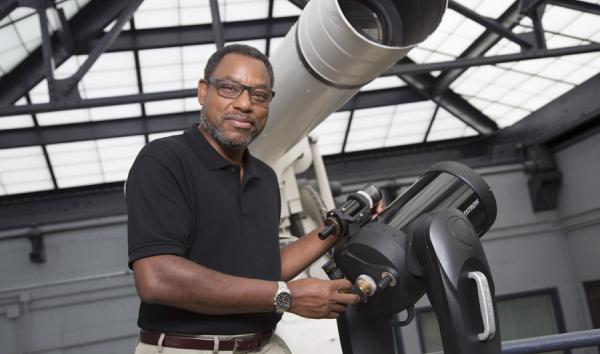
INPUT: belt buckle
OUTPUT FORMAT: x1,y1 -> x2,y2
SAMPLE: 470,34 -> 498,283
232,334 -> 257,353
232,336 -> 240,354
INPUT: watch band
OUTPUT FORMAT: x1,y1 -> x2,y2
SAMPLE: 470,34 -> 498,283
274,281 -> 292,313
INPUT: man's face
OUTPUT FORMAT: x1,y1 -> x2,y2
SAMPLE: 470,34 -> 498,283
197,53 -> 271,149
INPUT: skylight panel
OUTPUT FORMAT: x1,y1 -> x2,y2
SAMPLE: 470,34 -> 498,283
496,108 -> 531,128
149,130 -> 185,141
345,106 -> 395,152
182,44 -> 217,86
268,37 -> 285,57
0,25 -> 27,75
12,7 -> 41,52
134,0 -> 180,29
471,0 -> 513,19
509,58 -> 557,76
80,52 -> 138,99
546,34 -> 586,50
179,0 -> 213,26
486,38 -> 521,57
273,0 -> 302,17
221,0 -> 269,22
517,76 -> 556,95
537,58 -> 582,82
476,84 -> 511,103
451,78 -> 487,97
360,76 -> 406,91
567,65 -> 600,85
309,111 -> 350,155
0,114 -> 35,130
89,104 -> 142,121
225,39 -> 267,54
140,47 -> 184,93
481,102 -> 513,119
37,108 -> 91,126
96,136 -> 146,182
385,101 -> 436,146
496,90 -> 529,108
427,107 -> 477,142
559,12 -> 600,40
542,5 -> 582,34
47,141 -> 103,188
416,9 -> 486,61
0,146 -> 53,195
184,97 -> 201,111
145,99 -> 186,115
0,98 -> 34,130
541,82 -> 575,100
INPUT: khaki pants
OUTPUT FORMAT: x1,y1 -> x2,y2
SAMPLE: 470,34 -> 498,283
135,333 -> 292,354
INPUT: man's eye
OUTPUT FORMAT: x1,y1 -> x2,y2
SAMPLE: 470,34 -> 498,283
220,83 -> 240,93
252,91 -> 270,102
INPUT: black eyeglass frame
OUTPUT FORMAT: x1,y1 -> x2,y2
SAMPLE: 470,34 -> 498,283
205,77 -> 275,107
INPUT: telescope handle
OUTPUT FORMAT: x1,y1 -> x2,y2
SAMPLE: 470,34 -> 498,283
410,209 -> 501,354
469,271 -> 497,341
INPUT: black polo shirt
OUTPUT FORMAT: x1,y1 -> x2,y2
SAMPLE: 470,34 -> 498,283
126,124 -> 282,335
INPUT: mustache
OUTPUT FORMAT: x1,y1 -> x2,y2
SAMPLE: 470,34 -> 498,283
223,114 -> 256,126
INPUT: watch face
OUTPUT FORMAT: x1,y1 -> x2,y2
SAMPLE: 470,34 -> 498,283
275,292 -> 292,311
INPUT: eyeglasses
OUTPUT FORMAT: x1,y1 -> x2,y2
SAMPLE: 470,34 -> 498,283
206,77 -> 275,107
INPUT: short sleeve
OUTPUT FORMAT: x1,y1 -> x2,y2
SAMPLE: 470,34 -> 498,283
126,154 -> 192,268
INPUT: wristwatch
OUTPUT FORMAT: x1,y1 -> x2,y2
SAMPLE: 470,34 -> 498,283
273,281 -> 292,313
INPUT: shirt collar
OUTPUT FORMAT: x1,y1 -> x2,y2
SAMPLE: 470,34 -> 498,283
184,124 -> 262,180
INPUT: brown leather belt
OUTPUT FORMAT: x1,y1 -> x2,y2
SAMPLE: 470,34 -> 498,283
139,330 -> 273,352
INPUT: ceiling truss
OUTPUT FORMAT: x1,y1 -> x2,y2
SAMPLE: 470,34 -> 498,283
0,0 -> 599,199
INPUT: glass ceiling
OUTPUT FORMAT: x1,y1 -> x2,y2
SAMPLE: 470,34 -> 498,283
0,0 -> 599,196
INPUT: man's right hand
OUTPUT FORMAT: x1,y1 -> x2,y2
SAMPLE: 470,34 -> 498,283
286,278 -> 359,319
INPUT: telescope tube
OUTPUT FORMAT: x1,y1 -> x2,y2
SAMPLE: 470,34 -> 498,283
251,0 -> 448,165
382,161 -> 497,239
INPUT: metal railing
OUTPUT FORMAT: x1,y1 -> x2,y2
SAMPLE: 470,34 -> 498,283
432,329 -> 600,354
502,329 -> 600,354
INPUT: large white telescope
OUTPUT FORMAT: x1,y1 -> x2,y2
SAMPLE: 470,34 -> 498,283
251,0 -> 447,166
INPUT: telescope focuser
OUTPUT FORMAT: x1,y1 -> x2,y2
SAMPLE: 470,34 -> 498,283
318,185 -> 382,240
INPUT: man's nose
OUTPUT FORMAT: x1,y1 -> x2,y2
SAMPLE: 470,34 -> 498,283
233,89 -> 253,110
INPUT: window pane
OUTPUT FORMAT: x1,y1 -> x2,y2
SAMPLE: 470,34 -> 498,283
417,291 -> 563,354
585,281 -> 600,329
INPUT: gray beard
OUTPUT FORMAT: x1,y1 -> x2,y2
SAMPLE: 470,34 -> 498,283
199,111 -> 257,149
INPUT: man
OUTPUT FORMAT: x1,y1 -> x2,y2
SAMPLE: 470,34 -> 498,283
127,44 -> 378,353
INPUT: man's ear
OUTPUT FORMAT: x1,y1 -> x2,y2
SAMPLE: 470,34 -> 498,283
197,79 -> 208,105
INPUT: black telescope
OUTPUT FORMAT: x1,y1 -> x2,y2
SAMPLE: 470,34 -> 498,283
324,161 -> 501,354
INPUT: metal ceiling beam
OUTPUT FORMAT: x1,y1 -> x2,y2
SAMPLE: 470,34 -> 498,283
0,15 -> 296,109
0,72 -> 423,117
493,73 -> 600,147
448,0 -> 532,49
395,58 -> 498,135
547,0 -> 600,16
78,17 -> 297,54
433,0 -> 543,95
209,0 -> 225,49
388,42 -> 600,75
0,111 -> 199,149
0,0 -> 18,22
286,0 -> 308,9
0,87 -> 422,148
0,0 -> 129,106
0,89 -> 197,116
